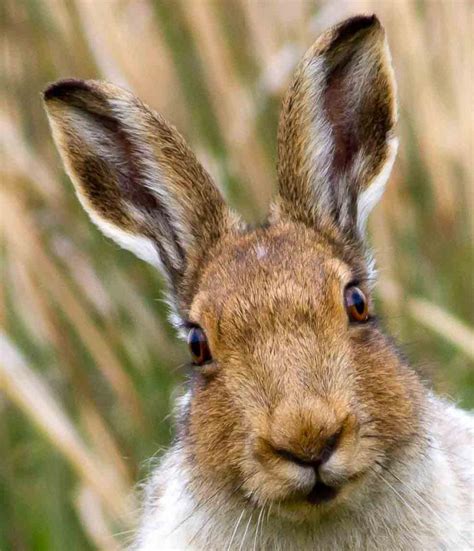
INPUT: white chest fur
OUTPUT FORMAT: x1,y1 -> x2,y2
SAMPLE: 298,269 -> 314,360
134,399 -> 473,551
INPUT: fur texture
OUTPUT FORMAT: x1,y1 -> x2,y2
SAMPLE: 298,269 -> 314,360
136,397 -> 473,550
43,14 -> 473,551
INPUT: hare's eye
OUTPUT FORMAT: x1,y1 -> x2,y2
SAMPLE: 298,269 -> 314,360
344,286 -> 369,323
187,326 -> 213,365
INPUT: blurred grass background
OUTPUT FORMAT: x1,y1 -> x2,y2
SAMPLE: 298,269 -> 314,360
1,1 -> 473,549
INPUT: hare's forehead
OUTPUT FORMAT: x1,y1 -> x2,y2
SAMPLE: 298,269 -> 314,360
191,229 -> 351,323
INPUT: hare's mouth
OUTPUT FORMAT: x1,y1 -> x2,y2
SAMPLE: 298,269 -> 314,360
305,467 -> 369,506
246,468 -> 368,520
306,480 -> 339,505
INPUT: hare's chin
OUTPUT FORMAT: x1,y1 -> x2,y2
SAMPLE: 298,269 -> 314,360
269,493 -> 344,523
271,482 -> 360,522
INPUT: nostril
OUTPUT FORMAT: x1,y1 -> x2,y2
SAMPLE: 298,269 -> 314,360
273,430 -> 341,469
273,447 -> 311,468
319,429 -> 342,464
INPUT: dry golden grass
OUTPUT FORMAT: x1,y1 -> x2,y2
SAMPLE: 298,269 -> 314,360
1,1 -> 472,549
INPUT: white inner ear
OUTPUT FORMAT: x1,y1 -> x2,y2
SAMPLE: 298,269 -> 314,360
356,137 -> 398,235
50,108 -> 183,273
306,57 -> 335,218
86,208 -> 162,268
107,99 -> 195,254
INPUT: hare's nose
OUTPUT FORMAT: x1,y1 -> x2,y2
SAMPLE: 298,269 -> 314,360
265,396 -> 349,470
267,431 -> 342,504
272,429 -> 341,471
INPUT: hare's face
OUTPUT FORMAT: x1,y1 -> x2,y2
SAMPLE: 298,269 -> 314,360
185,221 -> 422,519
44,16 -> 423,522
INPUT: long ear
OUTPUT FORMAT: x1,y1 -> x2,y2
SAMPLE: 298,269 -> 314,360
43,79 -> 239,314
274,15 -> 398,239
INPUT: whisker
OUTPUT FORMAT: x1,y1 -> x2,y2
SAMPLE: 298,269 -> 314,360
169,476 -> 235,536
238,506 -> 256,551
225,508 -> 246,551
263,502 -> 273,549
380,459 -> 472,548
265,501 -> 273,525
186,473 -> 255,545
253,500 -> 266,551
370,464 -> 424,528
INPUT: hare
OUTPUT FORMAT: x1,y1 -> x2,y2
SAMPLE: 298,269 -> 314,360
43,14 -> 473,551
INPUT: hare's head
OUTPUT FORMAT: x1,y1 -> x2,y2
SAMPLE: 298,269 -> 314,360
44,16 -> 424,521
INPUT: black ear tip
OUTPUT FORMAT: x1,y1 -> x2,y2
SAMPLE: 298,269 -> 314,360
333,14 -> 383,44
43,78 -> 91,102
345,14 -> 380,31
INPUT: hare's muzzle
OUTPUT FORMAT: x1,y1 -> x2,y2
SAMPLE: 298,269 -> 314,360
249,396 -> 363,508
269,431 -> 342,504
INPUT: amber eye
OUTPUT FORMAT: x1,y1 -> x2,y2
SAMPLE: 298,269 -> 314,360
187,326 -> 213,365
344,286 -> 369,323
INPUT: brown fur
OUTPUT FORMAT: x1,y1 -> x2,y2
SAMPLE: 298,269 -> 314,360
275,14 -> 396,238
44,78 -> 239,304
43,14 -> 443,537
184,221 -> 424,514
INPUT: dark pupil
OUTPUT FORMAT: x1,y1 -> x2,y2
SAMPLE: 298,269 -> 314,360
189,329 -> 205,360
352,290 -> 365,314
